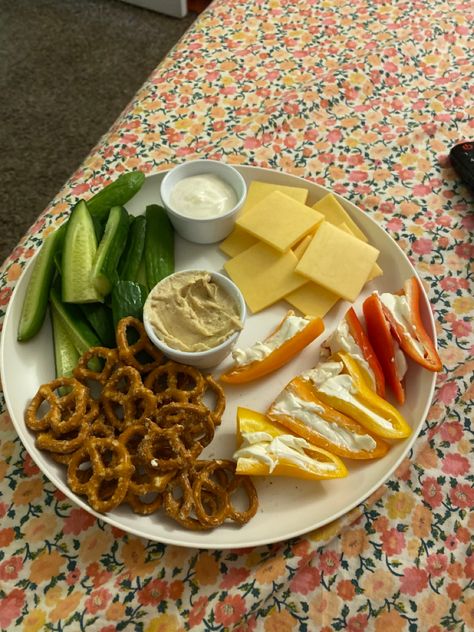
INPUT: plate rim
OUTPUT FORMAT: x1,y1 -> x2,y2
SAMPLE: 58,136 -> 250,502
0,164 -> 437,549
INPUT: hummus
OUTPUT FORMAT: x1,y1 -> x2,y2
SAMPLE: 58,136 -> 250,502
145,271 -> 242,352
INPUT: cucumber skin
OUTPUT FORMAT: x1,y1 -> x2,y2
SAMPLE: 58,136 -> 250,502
144,204 -> 175,290
92,206 -> 129,296
62,200 -> 102,304
118,215 -> 146,282
111,280 -> 147,329
79,302 -> 115,348
87,171 -> 145,223
51,301 -> 80,378
17,224 -> 66,342
50,286 -> 101,356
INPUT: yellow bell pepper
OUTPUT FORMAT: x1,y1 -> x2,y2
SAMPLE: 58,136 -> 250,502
234,406 -> 348,480
313,352 -> 412,440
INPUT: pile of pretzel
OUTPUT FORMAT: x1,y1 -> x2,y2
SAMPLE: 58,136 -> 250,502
25,317 -> 258,530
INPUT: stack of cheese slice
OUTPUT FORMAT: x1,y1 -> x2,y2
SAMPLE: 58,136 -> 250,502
220,181 -> 382,316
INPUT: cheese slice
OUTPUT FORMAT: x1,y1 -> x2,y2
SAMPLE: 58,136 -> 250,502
236,191 -> 324,252
219,226 -> 258,257
224,242 -> 307,313
312,194 -> 368,242
241,181 -> 309,215
285,283 -> 340,318
338,222 -> 383,281
292,234 -> 314,259
295,222 -> 379,302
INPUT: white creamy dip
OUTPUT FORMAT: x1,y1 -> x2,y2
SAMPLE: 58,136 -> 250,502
271,390 -> 377,452
322,319 -> 376,390
379,292 -> 425,356
232,313 -> 310,366
169,174 -> 238,219
233,432 -> 339,474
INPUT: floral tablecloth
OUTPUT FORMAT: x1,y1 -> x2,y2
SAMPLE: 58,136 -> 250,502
1,0 -> 473,630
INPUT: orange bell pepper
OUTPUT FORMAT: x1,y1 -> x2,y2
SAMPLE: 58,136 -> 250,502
377,277 -> 442,372
267,376 -> 389,459
234,406 -> 347,480
312,353 -> 412,440
363,293 -> 406,404
220,311 -> 324,384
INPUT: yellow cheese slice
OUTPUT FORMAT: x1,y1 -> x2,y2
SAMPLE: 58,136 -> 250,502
241,181 -> 309,215
224,242 -> 307,313
295,222 -> 379,302
285,283 -> 340,318
236,191 -> 324,253
338,222 -> 383,281
292,234 -> 314,259
312,194 -> 368,242
219,226 -> 258,257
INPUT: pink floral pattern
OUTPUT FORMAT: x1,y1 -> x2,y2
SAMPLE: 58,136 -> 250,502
0,0 -> 472,629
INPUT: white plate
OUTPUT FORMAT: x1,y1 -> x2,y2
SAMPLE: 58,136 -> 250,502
1,166 -> 436,549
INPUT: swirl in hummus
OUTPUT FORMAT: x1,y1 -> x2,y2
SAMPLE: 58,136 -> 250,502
144,271 -> 243,352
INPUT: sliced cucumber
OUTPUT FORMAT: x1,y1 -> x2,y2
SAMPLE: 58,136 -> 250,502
92,206 -> 129,296
111,280 -> 147,328
50,286 -> 101,356
51,300 -> 80,378
118,215 -> 146,282
17,224 -> 66,342
144,204 -> 175,290
62,200 -> 102,303
87,171 -> 145,223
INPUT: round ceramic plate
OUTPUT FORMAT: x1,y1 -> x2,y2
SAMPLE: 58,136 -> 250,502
1,166 -> 437,549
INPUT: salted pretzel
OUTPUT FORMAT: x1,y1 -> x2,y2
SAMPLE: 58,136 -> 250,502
73,347 -> 121,386
25,377 -> 88,433
67,437 -> 134,512
144,361 -> 206,407
153,402 -> 215,454
36,398 -> 100,455
138,422 -> 201,472
101,365 -> 157,431
162,468 -> 211,531
199,376 -> 226,426
116,316 -> 163,374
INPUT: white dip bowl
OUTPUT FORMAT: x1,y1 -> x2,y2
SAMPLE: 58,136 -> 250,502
143,269 -> 246,369
160,159 -> 247,244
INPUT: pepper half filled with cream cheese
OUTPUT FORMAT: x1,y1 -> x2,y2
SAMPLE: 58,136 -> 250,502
220,310 -> 324,384
233,407 -> 347,480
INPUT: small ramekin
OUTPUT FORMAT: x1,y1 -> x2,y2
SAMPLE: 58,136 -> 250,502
160,159 -> 247,244
143,269 -> 246,369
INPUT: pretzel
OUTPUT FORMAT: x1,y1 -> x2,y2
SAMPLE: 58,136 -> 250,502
144,361 -> 206,407
116,316 -> 163,374
138,423 -> 201,472
67,437 -> 134,512
36,398 -> 99,454
153,402 -> 215,454
162,469 -> 211,531
73,347 -> 121,386
101,365 -> 157,431
200,376 -> 226,426
25,377 -> 88,433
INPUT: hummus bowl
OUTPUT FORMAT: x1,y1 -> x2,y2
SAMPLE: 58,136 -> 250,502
143,269 -> 246,369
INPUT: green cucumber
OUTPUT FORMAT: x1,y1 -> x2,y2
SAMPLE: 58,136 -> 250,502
79,302 -> 115,347
87,171 -> 145,223
50,286 -> 101,356
51,300 -> 80,378
62,200 -> 102,303
92,206 -> 129,296
17,224 -> 66,342
144,204 -> 174,290
118,215 -> 146,282
111,280 -> 147,329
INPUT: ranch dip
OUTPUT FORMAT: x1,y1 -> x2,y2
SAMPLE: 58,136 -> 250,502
144,271 -> 242,352
169,174 -> 238,219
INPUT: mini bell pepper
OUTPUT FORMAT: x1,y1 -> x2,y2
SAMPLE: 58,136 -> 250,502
234,406 -> 347,480
220,311 -> 324,384
363,293 -> 406,404
377,277 -> 442,372
313,352 -> 412,440
267,376 -> 389,459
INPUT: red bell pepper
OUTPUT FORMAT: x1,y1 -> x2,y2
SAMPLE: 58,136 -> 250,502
378,277 -> 442,372
363,293 -> 406,404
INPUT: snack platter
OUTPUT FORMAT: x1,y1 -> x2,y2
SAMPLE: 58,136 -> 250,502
1,166 -> 437,549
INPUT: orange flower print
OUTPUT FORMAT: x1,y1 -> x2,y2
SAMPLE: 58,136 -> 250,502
361,569 -> 396,600
120,538 -> 149,577
264,608 -> 298,632
78,530 -> 111,564
85,588 -> 112,615
21,607 -> 46,632
459,597 -> 474,629
12,478 -> 43,505
336,579 -> 356,601
144,613 -> 184,632
105,601 -> 126,621
412,504 -> 433,538
6,262 -> 22,282
309,591 -> 342,627
194,553 -> 219,586
0,588 -> 25,630
214,595 -> 247,628
0,527 -> 15,547
386,492 -> 415,519
23,515 -> 58,543
49,591 -> 84,623
29,550 -> 66,585
374,609 -> 408,631
341,528 -> 368,557
380,528 -> 406,556
255,555 -> 286,584
418,593 -> 450,626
